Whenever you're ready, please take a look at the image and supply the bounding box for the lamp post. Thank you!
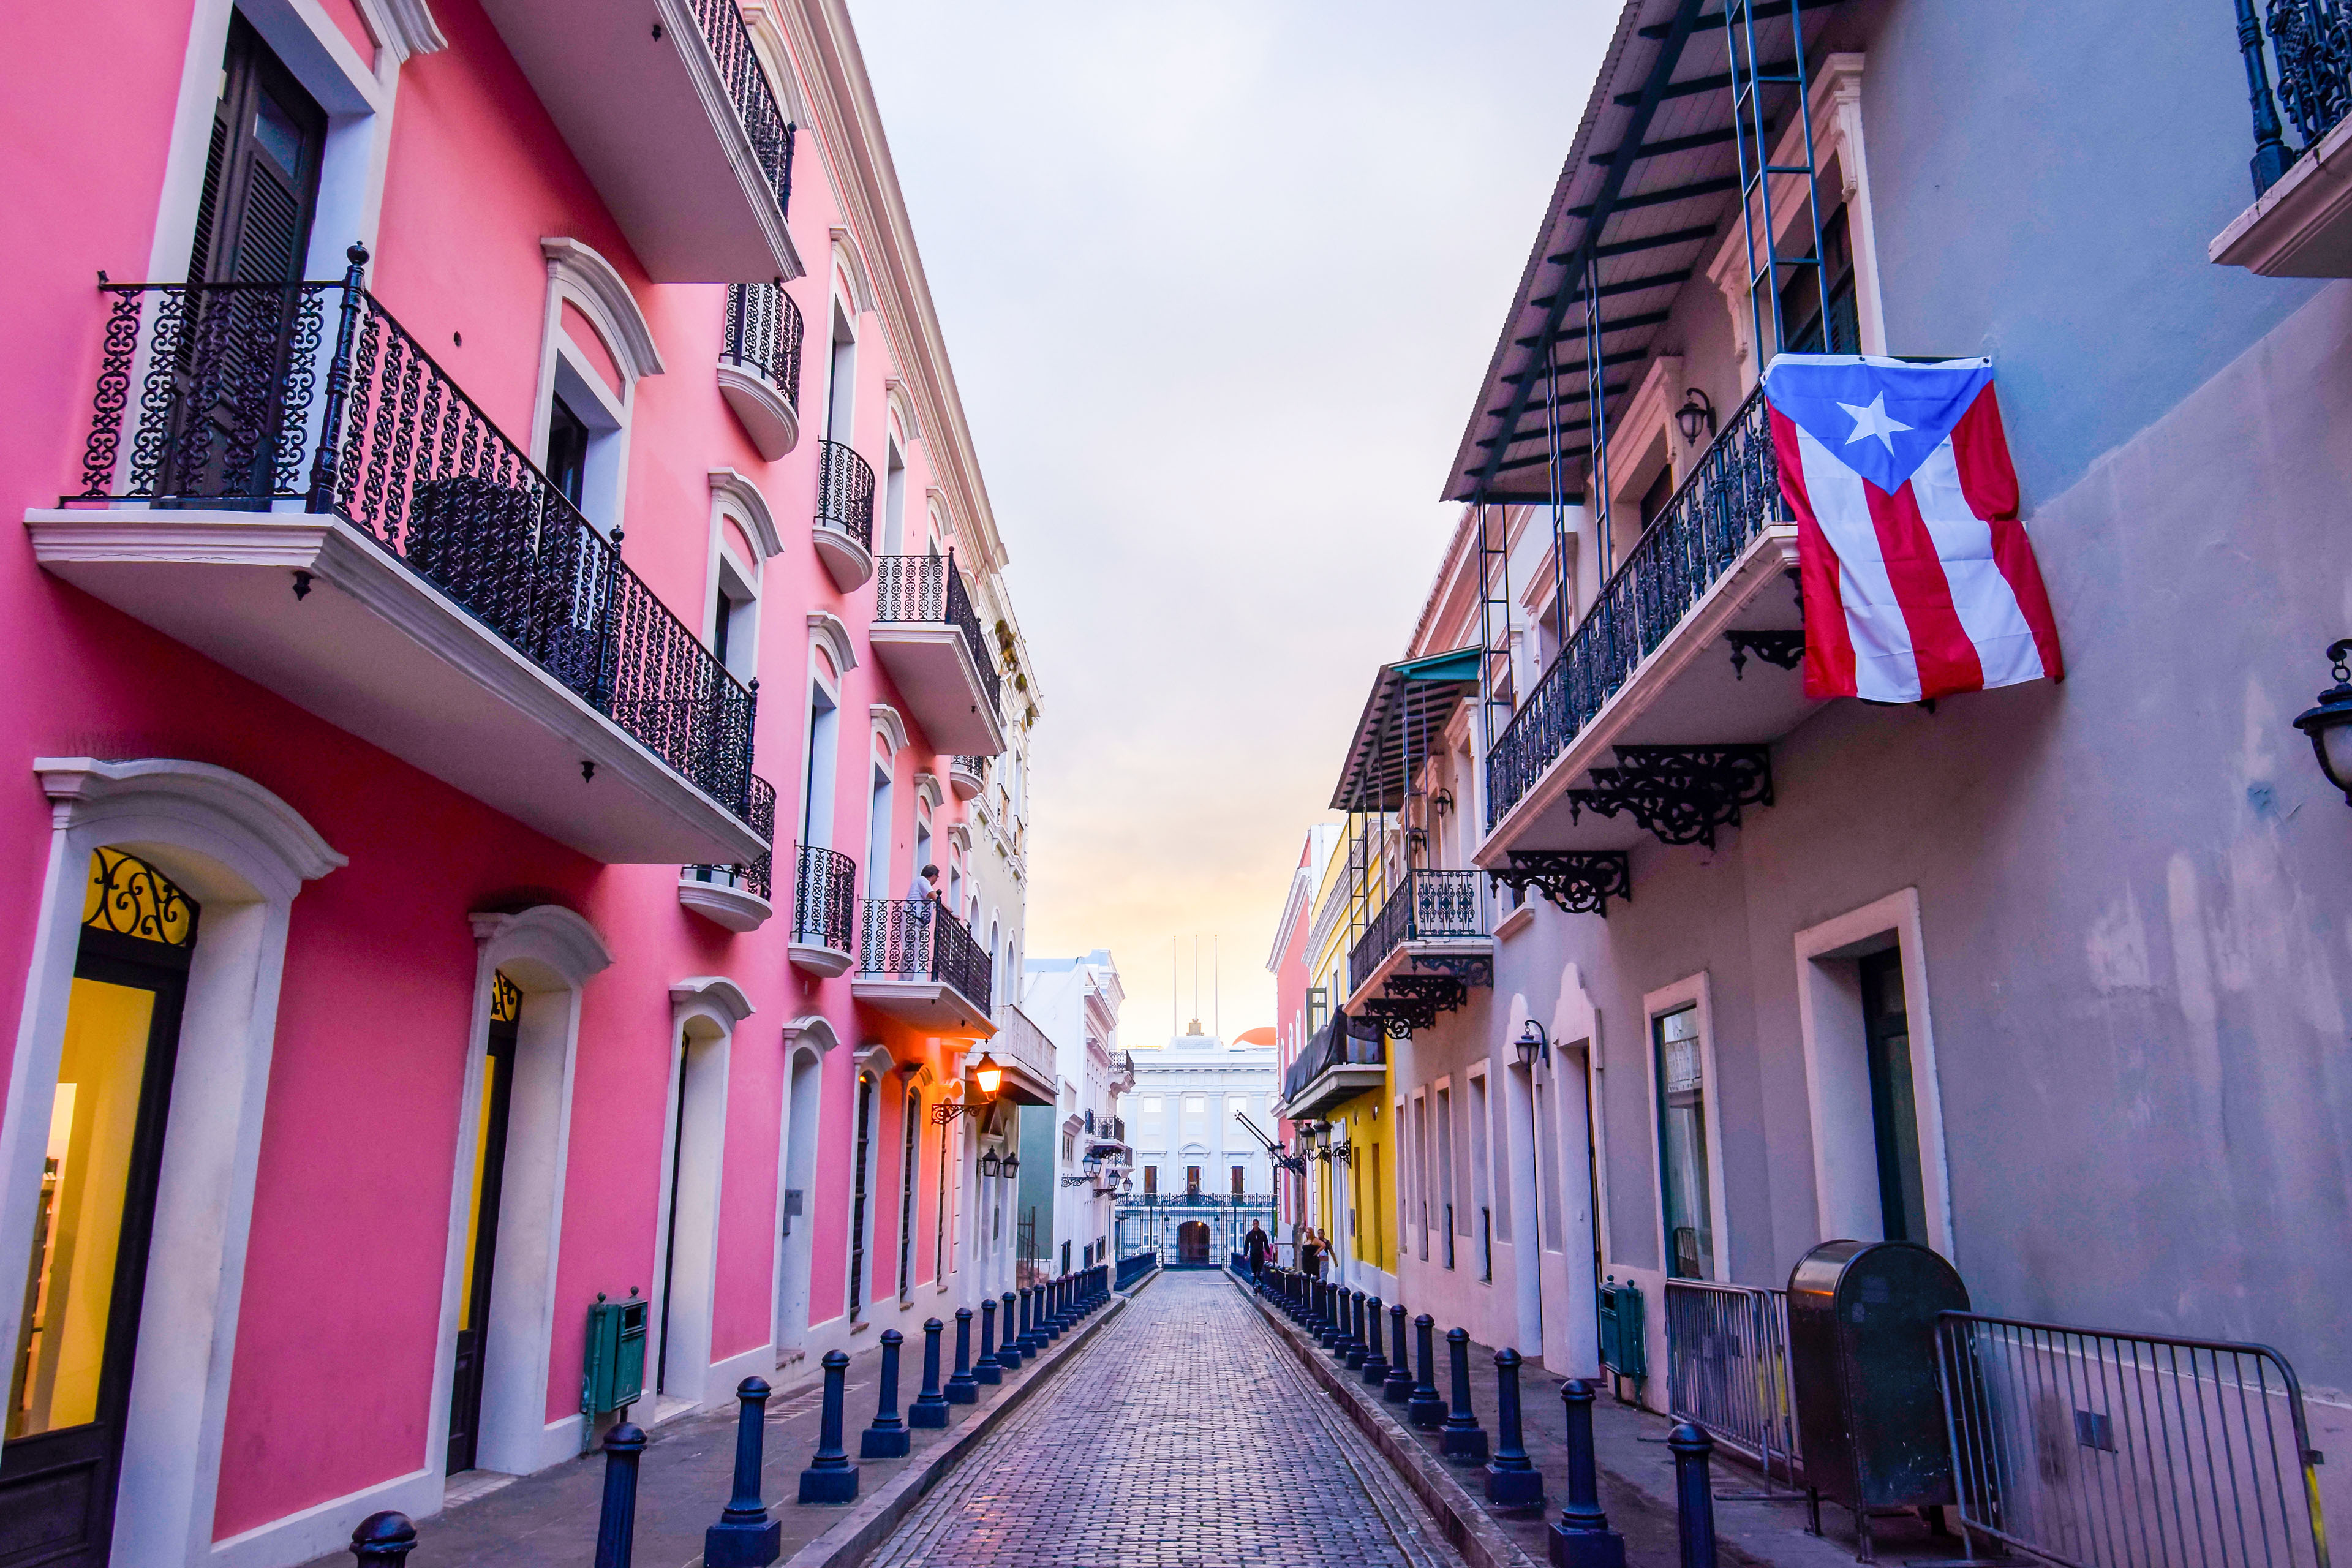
[2294,641,2352,805]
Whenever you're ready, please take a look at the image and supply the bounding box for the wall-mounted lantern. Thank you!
[1676,387,1717,443]
[1513,1019,1550,1071]
[2294,641,2352,806]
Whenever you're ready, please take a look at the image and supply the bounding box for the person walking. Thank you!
[1300,1227,1324,1281]
[1244,1220,1269,1282]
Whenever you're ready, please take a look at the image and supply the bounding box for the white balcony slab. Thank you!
[1280,1065,1387,1121]
[869,625,1006,755]
[678,871,771,932]
[812,524,873,594]
[989,1004,1058,1107]
[716,361,799,459]
[787,940,853,978]
[2211,113,2352,277]
[948,757,985,801]
[849,977,997,1035]
[1477,524,1812,864]
[478,0,802,282]
[28,508,764,866]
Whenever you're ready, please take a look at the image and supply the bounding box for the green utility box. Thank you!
[582,1289,647,1416]
[1598,1276,1646,1382]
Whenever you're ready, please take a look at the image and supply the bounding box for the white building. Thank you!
[1017,951,1131,1277]
[1115,1023,1280,1264]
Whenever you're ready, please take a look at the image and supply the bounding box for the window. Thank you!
[801,669,839,849]
[190,16,326,287]
[1638,466,1673,532]
[1306,986,1329,1037]
[847,1072,876,1317]
[1141,1097,1164,1115]
[545,396,590,510]
[1655,1005,1714,1280]
[882,442,907,555]
[1143,1166,1158,1196]
[1781,203,1858,356]
[1185,1166,1201,1197]
[865,744,894,903]
[1859,951,1928,1243]
[897,1090,920,1300]
[1230,1165,1244,1196]
[826,303,857,443]
[1436,1085,1457,1269]
[1469,1074,1494,1280]
[1183,1097,1205,1114]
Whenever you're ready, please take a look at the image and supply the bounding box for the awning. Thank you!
[1329,647,1481,813]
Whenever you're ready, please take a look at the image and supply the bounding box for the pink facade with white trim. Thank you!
[0,0,1038,1560]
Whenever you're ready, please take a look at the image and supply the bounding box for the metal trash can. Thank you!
[1785,1240,1968,1560]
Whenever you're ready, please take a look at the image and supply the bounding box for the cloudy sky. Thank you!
[845,1,1613,1042]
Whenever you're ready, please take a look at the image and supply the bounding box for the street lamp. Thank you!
[2295,640,2352,805]
[1513,1019,1550,1071]
[973,1051,1003,1098]
[931,1050,1003,1126]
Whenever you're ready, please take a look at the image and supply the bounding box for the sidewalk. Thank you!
[304,1286,1139,1568]
[1240,1276,1985,1567]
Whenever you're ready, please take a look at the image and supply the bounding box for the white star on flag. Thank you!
[1838,391,1913,452]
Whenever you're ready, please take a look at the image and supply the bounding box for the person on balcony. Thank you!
[906,864,942,934]
[1245,1221,1270,1281]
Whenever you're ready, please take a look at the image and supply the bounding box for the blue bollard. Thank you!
[796,1351,859,1504]
[1485,1349,1545,1510]
[944,1306,979,1403]
[1670,1422,1719,1568]
[1442,1327,1491,1464]
[1409,1314,1446,1428]
[1550,1379,1626,1568]
[1360,1296,1390,1387]
[998,1292,1023,1367]
[706,1377,783,1565]
[1384,1304,1414,1403]
[861,1329,911,1458]
[349,1512,417,1566]
[974,1297,1003,1385]
[594,1422,648,1568]
[908,1317,949,1429]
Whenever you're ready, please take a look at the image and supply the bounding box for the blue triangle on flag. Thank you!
[1761,354,1994,494]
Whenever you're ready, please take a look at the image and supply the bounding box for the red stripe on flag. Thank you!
[1768,404,1857,699]
[1863,478,1985,699]
[1950,385,2065,682]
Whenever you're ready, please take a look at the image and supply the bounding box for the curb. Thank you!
[772,1269,1159,1568]
[1232,1274,1542,1568]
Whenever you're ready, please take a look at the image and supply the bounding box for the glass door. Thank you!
[446,973,519,1474]
[4,850,198,1566]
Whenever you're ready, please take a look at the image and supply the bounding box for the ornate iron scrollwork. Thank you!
[1357,995,1438,1039]
[1488,851,1632,916]
[491,970,522,1024]
[1385,974,1468,1013]
[82,846,197,948]
[1724,631,1805,679]
[1567,746,1773,849]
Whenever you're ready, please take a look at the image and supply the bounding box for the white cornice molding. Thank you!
[807,610,858,676]
[469,903,614,984]
[39,757,347,892]
[672,974,756,1025]
[356,0,447,61]
[709,469,783,559]
[541,238,665,381]
[870,702,909,755]
[780,1013,843,1054]
[828,227,878,315]
[913,772,943,812]
[885,378,921,445]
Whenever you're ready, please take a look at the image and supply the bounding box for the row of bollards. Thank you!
[1252,1267,1724,1568]
[344,1269,1126,1567]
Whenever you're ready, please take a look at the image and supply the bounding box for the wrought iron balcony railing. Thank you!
[69,258,764,827]
[952,754,989,778]
[813,438,874,550]
[1281,1023,1385,1104]
[685,0,796,216]
[685,773,778,899]
[2238,0,2352,194]
[1485,383,1785,829]
[790,842,856,953]
[873,553,1002,720]
[1346,869,1483,995]
[858,897,993,1011]
[723,281,802,402]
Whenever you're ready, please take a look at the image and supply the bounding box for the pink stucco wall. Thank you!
[0,0,990,1545]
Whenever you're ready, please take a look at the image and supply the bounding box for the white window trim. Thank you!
[1793,886,1954,1256]
[1640,971,1732,1284]
[774,1016,840,1352]
[534,239,662,536]
[652,978,754,1413]
[1,760,342,1566]
[704,473,775,677]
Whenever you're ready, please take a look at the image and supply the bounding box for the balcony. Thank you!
[852,899,997,1033]
[1276,1020,1386,1122]
[2212,2,2352,275]
[1343,868,1490,1012]
[870,554,1005,755]
[31,274,766,865]
[948,755,987,801]
[680,775,778,930]
[786,843,857,976]
[811,439,874,592]
[717,282,802,459]
[1479,385,1801,865]
[478,0,801,281]
[987,1003,1058,1106]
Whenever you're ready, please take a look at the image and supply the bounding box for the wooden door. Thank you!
[446,975,519,1474]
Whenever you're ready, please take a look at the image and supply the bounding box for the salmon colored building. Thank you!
[0,0,1047,1561]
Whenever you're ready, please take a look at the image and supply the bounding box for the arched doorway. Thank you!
[1175,1220,1209,1266]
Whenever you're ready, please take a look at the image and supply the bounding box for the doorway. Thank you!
[655,1012,729,1413]
[1175,1221,1210,1267]
[446,971,519,1474]
[3,850,197,1564]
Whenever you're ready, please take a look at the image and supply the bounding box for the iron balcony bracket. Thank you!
[1411,952,1494,988]
[1567,745,1773,850]
[1724,630,1805,679]
[1489,850,1632,916]
[1385,973,1469,1015]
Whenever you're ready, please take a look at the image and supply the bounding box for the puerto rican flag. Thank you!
[1762,355,2062,703]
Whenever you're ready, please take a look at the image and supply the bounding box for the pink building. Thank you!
[0,0,1046,1561]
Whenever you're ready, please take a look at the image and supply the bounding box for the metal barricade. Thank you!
[1936,1311,2330,1568]
[1664,1279,1801,1490]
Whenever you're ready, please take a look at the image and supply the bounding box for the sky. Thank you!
[844,1,1615,1044]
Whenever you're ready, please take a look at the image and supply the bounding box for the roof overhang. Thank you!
[1330,647,1482,813]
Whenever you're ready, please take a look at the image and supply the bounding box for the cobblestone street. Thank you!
[867,1271,1466,1568]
